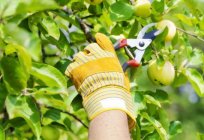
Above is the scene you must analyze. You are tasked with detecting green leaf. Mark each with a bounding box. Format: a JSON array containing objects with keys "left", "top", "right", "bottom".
[
  {"left": 183, "top": 0, "right": 204, "bottom": 14},
  {"left": 0, "top": 0, "right": 59, "bottom": 18},
  {"left": 183, "top": 68, "right": 204, "bottom": 96},
  {"left": 128, "top": 20, "right": 138, "bottom": 38},
  {"left": 0, "top": 84, "right": 8, "bottom": 112},
  {"left": 152, "top": 0, "right": 165, "bottom": 13},
  {"left": 146, "top": 90, "right": 169, "bottom": 102},
  {"left": 54, "top": 59, "right": 72, "bottom": 74},
  {"left": 144, "top": 95, "right": 161, "bottom": 107},
  {"left": 69, "top": 32, "right": 86, "bottom": 43},
  {"left": 175, "top": 14, "right": 193, "bottom": 26},
  {"left": 41, "top": 16, "right": 60, "bottom": 40},
  {"left": 132, "top": 92, "right": 146, "bottom": 115},
  {"left": 110, "top": 2, "right": 134, "bottom": 22},
  {"left": 188, "top": 49, "right": 204, "bottom": 67},
  {"left": 169, "top": 121, "right": 182, "bottom": 136},
  {"left": 16, "top": 0, "right": 59, "bottom": 14},
  {"left": 54, "top": 0, "right": 70, "bottom": 6},
  {"left": 71, "top": 95, "right": 83, "bottom": 111},
  {"left": 58, "top": 30, "right": 73, "bottom": 55},
  {"left": 5, "top": 95, "right": 41, "bottom": 140},
  {"left": 2, "top": 23, "right": 41, "bottom": 61},
  {"left": 0, "top": 56, "right": 27, "bottom": 94},
  {"left": 3, "top": 117, "right": 26, "bottom": 130},
  {"left": 31, "top": 62, "right": 67, "bottom": 89},
  {"left": 5, "top": 44, "right": 32, "bottom": 78},
  {"left": 141, "top": 112, "right": 168, "bottom": 140},
  {"left": 172, "top": 73, "right": 188, "bottom": 87},
  {"left": 42, "top": 108, "right": 72, "bottom": 130},
  {"left": 33, "top": 93, "right": 67, "bottom": 111},
  {"left": 132, "top": 123, "right": 141, "bottom": 140},
  {"left": 0, "top": 124, "right": 5, "bottom": 140},
  {"left": 71, "top": 2, "right": 86, "bottom": 12},
  {"left": 88, "top": 5, "right": 102, "bottom": 15},
  {"left": 111, "top": 24, "right": 123, "bottom": 35}
]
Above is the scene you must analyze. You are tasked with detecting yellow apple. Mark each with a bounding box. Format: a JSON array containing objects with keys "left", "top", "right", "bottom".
[
  {"left": 156, "top": 20, "right": 177, "bottom": 42},
  {"left": 134, "top": 0, "right": 151, "bottom": 18},
  {"left": 147, "top": 60, "right": 175, "bottom": 86},
  {"left": 86, "top": 0, "right": 103, "bottom": 5}
]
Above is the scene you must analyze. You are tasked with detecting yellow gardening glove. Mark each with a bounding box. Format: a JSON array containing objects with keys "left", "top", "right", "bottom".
[{"left": 65, "top": 33, "right": 136, "bottom": 129}]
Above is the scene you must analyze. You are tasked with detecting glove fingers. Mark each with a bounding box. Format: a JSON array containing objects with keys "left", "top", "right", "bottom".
[
  {"left": 95, "top": 33, "right": 115, "bottom": 54},
  {"left": 65, "top": 52, "right": 87, "bottom": 77},
  {"left": 84, "top": 43, "right": 103, "bottom": 57}
]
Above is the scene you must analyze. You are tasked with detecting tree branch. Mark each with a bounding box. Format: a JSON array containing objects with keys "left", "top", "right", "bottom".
[
  {"left": 177, "top": 27, "right": 204, "bottom": 42},
  {"left": 65, "top": 111, "right": 88, "bottom": 129},
  {"left": 81, "top": 14, "right": 102, "bottom": 19},
  {"left": 60, "top": 8, "right": 95, "bottom": 43},
  {"left": 76, "top": 16, "right": 95, "bottom": 43},
  {"left": 47, "top": 107, "right": 89, "bottom": 129}
]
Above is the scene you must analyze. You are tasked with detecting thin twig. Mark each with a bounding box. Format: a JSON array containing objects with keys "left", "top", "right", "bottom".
[
  {"left": 151, "top": 44, "right": 159, "bottom": 59},
  {"left": 60, "top": 7, "right": 95, "bottom": 43},
  {"left": 81, "top": 14, "right": 102, "bottom": 19},
  {"left": 76, "top": 16, "right": 95, "bottom": 43},
  {"left": 41, "top": 46, "right": 46, "bottom": 63},
  {"left": 177, "top": 27, "right": 204, "bottom": 42},
  {"left": 46, "top": 106, "right": 88, "bottom": 129},
  {"left": 65, "top": 111, "right": 88, "bottom": 129}
]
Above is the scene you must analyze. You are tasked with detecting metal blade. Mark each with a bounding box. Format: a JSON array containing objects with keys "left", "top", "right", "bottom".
[
  {"left": 134, "top": 49, "right": 145, "bottom": 63},
  {"left": 137, "top": 23, "right": 156, "bottom": 39}
]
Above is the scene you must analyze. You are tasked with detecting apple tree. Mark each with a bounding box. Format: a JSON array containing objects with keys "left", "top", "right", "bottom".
[{"left": 0, "top": 0, "right": 204, "bottom": 139}]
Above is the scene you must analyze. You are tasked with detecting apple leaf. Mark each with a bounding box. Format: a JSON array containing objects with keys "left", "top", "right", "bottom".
[
  {"left": 152, "top": 0, "right": 165, "bottom": 13},
  {"left": 141, "top": 112, "right": 168, "bottom": 140},
  {"left": 109, "top": 1, "right": 134, "bottom": 22},
  {"left": 183, "top": 68, "right": 204, "bottom": 97},
  {"left": 40, "top": 15, "right": 60, "bottom": 40},
  {"left": 5, "top": 95, "right": 41, "bottom": 140},
  {"left": 169, "top": 121, "right": 182, "bottom": 136},
  {"left": 0, "top": 57, "right": 27, "bottom": 94},
  {"left": 2, "top": 23, "right": 41, "bottom": 61},
  {"left": 31, "top": 62, "right": 67, "bottom": 89},
  {"left": 5, "top": 44, "right": 32, "bottom": 78}
]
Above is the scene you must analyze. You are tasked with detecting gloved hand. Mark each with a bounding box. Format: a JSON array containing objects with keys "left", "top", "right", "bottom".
[{"left": 65, "top": 33, "right": 136, "bottom": 129}]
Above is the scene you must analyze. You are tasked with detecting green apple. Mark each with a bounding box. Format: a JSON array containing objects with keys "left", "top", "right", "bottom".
[
  {"left": 134, "top": 0, "right": 151, "bottom": 18},
  {"left": 86, "top": 0, "right": 103, "bottom": 5},
  {"left": 156, "top": 20, "right": 177, "bottom": 42},
  {"left": 147, "top": 60, "right": 175, "bottom": 86},
  {"left": 41, "top": 125, "right": 60, "bottom": 140}
]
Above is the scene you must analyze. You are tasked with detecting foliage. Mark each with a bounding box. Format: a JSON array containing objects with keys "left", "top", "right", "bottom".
[{"left": 0, "top": 0, "right": 203, "bottom": 139}]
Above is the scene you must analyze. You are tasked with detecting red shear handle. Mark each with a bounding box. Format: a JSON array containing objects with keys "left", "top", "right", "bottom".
[
  {"left": 114, "top": 39, "right": 127, "bottom": 50},
  {"left": 122, "top": 59, "right": 140, "bottom": 71}
]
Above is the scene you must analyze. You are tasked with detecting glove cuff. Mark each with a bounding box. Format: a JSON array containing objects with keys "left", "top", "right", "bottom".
[{"left": 83, "top": 86, "right": 136, "bottom": 130}]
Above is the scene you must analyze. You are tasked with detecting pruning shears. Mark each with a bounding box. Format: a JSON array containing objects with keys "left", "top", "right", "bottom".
[{"left": 114, "top": 23, "right": 162, "bottom": 71}]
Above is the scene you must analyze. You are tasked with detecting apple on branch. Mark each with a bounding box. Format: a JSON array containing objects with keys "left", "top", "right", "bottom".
[
  {"left": 134, "top": 0, "right": 152, "bottom": 18},
  {"left": 156, "top": 19, "right": 177, "bottom": 42},
  {"left": 147, "top": 60, "right": 175, "bottom": 86}
]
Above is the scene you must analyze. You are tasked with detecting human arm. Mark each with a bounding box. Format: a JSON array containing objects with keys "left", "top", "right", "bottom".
[
  {"left": 65, "top": 33, "right": 136, "bottom": 140},
  {"left": 89, "top": 110, "right": 130, "bottom": 140}
]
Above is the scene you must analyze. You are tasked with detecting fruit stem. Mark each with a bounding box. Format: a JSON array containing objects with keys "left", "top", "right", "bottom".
[
  {"left": 151, "top": 44, "right": 159, "bottom": 59},
  {"left": 177, "top": 27, "right": 204, "bottom": 42}
]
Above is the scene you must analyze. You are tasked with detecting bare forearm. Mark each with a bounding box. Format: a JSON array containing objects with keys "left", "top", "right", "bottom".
[{"left": 89, "top": 110, "right": 131, "bottom": 140}]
